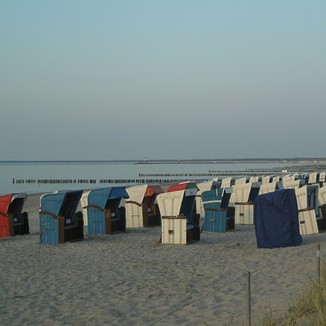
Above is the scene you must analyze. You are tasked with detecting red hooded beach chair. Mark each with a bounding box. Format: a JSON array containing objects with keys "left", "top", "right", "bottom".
[{"left": 0, "top": 193, "right": 29, "bottom": 238}]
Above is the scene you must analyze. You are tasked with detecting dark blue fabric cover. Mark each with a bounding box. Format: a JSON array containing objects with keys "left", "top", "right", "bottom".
[{"left": 254, "top": 189, "right": 302, "bottom": 248}]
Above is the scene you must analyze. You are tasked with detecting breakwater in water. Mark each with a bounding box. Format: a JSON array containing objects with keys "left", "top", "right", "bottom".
[
  {"left": 12, "top": 177, "right": 187, "bottom": 186},
  {"left": 10, "top": 170, "right": 287, "bottom": 186},
  {"left": 12, "top": 164, "right": 325, "bottom": 187},
  {"left": 3, "top": 159, "right": 326, "bottom": 194}
]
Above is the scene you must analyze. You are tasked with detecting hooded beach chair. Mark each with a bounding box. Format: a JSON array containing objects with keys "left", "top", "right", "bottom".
[
  {"left": 229, "top": 182, "right": 261, "bottom": 225},
  {"left": 39, "top": 190, "right": 84, "bottom": 245},
  {"left": 195, "top": 179, "right": 220, "bottom": 230},
  {"left": 295, "top": 184, "right": 320, "bottom": 235},
  {"left": 156, "top": 182, "right": 200, "bottom": 244},
  {"left": 305, "top": 172, "right": 318, "bottom": 185},
  {"left": 281, "top": 178, "right": 304, "bottom": 190},
  {"left": 234, "top": 177, "right": 248, "bottom": 185},
  {"left": 318, "top": 185, "right": 326, "bottom": 230},
  {"left": 202, "top": 187, "right": 234, "bottom": 232},
  {"left": 261, "top": 175, "right": 274, "bottom": 184},
  {"left": 282, "top": 180, "right": 319, "bottom": 235},
  {"left": 125, "top": 184, "right": 163, "bottom": 228},
  {"left": 258, "top": 181, "right": 283, "bottom": 195},
  {"left": 220, "top": 177, "right": 233, "bottom": 188},
  {"left": 82, "top": 187, "right": 129, "bottom": 235},
  {"left": 0, "top": 193, "right": 29, "bottom": 238},
  {"left": 254, "top": 189, "right": 302, "bottom": 248},
  {"left": 319, "top": 172, "right": 326, "bottom": 185},
  {"left": 249, "top": 176, "right": 260, "bottom": 183}
]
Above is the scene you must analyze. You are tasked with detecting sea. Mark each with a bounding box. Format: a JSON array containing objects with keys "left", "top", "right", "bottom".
[{"left": 0, "top": 159, "right": 318, "bottom": 195}]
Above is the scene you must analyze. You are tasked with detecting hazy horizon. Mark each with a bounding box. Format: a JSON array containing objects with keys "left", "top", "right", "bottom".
[{"left": 1, "top": 157, "right": 326, "bottom": 163}]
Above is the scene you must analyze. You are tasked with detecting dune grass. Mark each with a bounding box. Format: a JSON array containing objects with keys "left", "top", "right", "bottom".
[{"left": 259, "top": 266, "right": 326, "bottom": 326}]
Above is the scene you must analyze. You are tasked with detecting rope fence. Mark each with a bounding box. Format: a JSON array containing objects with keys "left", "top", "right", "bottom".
[{"left": 150, "top": 243, "right": 325, "bottom": 326}]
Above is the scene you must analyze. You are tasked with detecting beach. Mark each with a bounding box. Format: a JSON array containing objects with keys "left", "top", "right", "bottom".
[{"left": 1, "top": 194, "right": 326, "bottom": 326}]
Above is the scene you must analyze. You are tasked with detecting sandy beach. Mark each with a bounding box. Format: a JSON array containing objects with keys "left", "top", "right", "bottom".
[{"left": 1, "top": 194, "right": 326, "bottom": 326}]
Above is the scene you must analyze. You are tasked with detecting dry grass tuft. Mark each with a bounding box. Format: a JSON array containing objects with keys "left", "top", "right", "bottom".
[{"left": 259, "top": 266, "right": 326, "bottom": 326}]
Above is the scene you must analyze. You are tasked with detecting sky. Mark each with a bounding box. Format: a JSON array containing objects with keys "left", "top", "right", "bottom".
[{"left": 1, "top": 0, "right": 325, "bottom": 160}]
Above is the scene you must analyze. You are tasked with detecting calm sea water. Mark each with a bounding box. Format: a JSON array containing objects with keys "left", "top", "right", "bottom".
[{"left": 0, "top": 160, "right": 294, "bottom": 195}]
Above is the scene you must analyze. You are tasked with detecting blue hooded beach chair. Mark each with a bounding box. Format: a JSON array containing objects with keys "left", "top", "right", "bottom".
[
  {"left": 202, "top": 187, "right": 234, "bottom": 232},
  {"left": 39, "top": 190, "right": 83, "bottom": 245},
  {"left": 84, "top": 187, "right": 129, "bottom": 235}
]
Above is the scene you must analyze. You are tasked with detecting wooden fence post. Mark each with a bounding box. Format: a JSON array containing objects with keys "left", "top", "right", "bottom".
[
  {"left": 317, "top": 244, "right": 321, "bottom": 285},
  {"left": 245, "top": 271, "right": 251, "bottom": 326}
]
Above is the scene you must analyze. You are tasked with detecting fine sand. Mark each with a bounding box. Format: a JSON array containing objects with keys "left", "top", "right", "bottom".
[{"left": 1, "top": 194, "right": 326, "bottom": 326}]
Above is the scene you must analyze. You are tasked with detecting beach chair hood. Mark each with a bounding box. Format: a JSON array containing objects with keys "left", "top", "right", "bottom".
[
  {"left": 0, "top": 193, "right": 27, "bottom": 215},
  {"left": 145, "top": 185, "right": 164, "bottom": 197},
  {"left": 40, "top": 190, "right": 82, "bottom": 216},
  {"left": 196, "top": 180, "right": 218, "bottom": 195},
  {"left": 126, "top": 185, "right": 148, "bottom": 205},
  {"left": 126, "top": 184, "right": 164, "bottom": 205},
  {"left": 202, "top": 188, "right": 224, "bottom": 209},
  {"left": 88, "top": 187, "right": 129, "bottom": 209},
  {"left": 0, "top": 194, "right": 14, "bottom": 214},
  {"left": 158, "top": 182, "right": 198, "bottom": 218},
  {"left": 167, "top": 182, "right": 198, "bottom": 197}
]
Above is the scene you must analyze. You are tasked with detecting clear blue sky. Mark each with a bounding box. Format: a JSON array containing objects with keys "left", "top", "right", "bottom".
[{"left": 1, "top": 0, "right": 325, "bottom": 160}]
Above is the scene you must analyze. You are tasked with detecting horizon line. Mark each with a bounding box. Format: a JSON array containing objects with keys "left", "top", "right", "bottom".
[{"left": 1, "top": 157, "right": 326, "bottom": 163}]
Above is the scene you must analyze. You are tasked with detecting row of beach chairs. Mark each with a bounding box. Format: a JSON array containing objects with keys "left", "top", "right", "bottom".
[
  {"left": 0, "top": 182, "right": 200, "bottom": 245},
  {"left": 1, "top": 171, "right": 326, "bottom": 246}
]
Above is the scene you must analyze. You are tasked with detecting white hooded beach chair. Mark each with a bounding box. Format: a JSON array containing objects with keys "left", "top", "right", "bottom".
[
  {"left": 125, "top": 184, "right": 163, "bottom": 228},
  {"left": 156, "top": 182, "right": 199, "bottom": 244},
  {"left": 306, "top": 172, "right": 318, "bottom": 185},
  {"left": 249, "top": 176, "right": 259, "bottom": 183},
  {"left": 319, "top": 172, "right": 326, "bottom": 184},
  {"left": 295, "top": 185, "right": 319, "bottom": 235},
  {"left": 230, "top": 182, "right": 260, "bottom": 225},
  {"left": 261, "top": 176, "right": 273, "bottom": 184},
  {"left": 234, "top": 177, "right": 247, "bottom": 185},
  {"left": 258, "top": 182, "right": 278, "bottom": 195},
  {"left": 221, "top": 177, "right": 233, "bottom": 188},
  {"left": 282, "top": 179, "right": 304, "bottom": 191},
  {"left": 317, "top": 185, "right": 326, "bottom": 230}
]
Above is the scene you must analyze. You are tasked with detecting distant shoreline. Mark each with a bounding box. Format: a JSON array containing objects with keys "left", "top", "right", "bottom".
[{"left": 1, "top": 158, "right": 326, "bottom": 165}]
